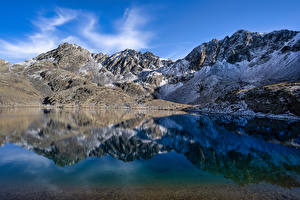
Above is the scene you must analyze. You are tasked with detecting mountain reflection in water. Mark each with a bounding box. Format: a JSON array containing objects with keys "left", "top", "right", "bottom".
[{"left": 0, "top": 108, "right": 300, "bottom": 190}]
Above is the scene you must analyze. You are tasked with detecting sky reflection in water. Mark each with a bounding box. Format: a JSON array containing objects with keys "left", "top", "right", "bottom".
[{"left": 0, "top": 109, "right": 299, "bottom": 189}]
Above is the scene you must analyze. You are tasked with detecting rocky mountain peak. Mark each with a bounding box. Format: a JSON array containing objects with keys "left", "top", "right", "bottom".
[
  {"left": 120, "top": 48, "right": 138, "bottom": 55},
  {"left": 58, "top": 42, "right": 82, "bottom": 49},
  {"left": 91, "top": 52, "right": 109, "bottom": 63},
  {"left": 185, "top": 29, "right": 299, "bottom": 70},
  {"left": 159, "top": 29, "right": 300, "bottom": 106},
  {"left": 143, "top": 51, "right": 156, "bottom": 58},
  {"left": 35, "top": 42, "right": 92, "bottom": 72},
  {"left": 102, "top": 48, "right": 162, "bottom": 75},
  {"left": 1, "top": 29, "right": 299, "bottom": 115}
]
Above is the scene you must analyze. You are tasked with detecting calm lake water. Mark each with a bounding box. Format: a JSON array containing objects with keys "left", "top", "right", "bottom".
[{"left": 0, "top": 108, "right": 300, "bottom": 200}]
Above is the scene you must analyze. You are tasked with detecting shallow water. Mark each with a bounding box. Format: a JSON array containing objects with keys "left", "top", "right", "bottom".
[{"left": 0, "top": 108, "right": 300, "bottom": 199}]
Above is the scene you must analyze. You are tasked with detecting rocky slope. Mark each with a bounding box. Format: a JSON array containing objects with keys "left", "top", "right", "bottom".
[
  {"left": 158, "top": 30, "right": 300, "bottom": 104},
  {"left": 0, "top": 59, "right": 41, "bottom": 105},
  {"left": 0, "top": 29, "right": 300, "bottom": 116},
  {"left": 0, "top": 53, "right": 185, "bottom": 109},
  {"left": 195, "top": 82, "right": 300, "bottom": 117},
  {"left": 32, "top": 43, "right": 171, "bottom": 98}
]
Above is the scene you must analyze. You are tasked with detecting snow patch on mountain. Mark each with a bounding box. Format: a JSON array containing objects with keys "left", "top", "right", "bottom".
[{"left": 158, "top": 30, "right": 300, "bottom": 104}]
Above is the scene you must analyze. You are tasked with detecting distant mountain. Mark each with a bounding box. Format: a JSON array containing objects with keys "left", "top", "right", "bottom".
[{"left": 0, "top": 29, "right": 299, "bottom": 117}]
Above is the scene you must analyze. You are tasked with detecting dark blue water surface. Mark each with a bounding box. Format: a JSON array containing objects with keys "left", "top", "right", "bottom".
[
  {"left": 0, "top": 109, "right": 300, "bottom": 199},
  {"left": 0, "top": 144, "right": 230, "bottom": 187}
]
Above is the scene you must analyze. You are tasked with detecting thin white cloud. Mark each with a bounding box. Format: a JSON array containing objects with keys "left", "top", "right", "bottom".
[
  {"left": 0, "top": 34, "right": 56, "bottom": 58},
  {"left": 33, "top": 8, "right": 78, "bottom": 32},
  {"left": 79, "top": 7, "right": 152, "bottom": 53},
  {"left": 0, "top": 7, "right": 152, "bottom": 63},
  {"left": 0, "top": 8, "right": 77, "bottom": 61}
]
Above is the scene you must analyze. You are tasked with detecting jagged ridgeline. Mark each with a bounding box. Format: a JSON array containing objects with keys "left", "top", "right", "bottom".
[{"left": 0, "top": 29, "right": 299, "bottom": 115}]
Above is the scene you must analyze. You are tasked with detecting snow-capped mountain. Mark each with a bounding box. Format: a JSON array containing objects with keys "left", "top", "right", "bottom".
[
  {"left": 0, "top": 29, "right": 299, "bottom": 116},
  {"left": 158, "top": 30, "right": 300, "bottom": 104}
]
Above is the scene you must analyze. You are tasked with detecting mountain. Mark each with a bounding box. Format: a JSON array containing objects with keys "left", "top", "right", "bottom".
[
  {"left": 0, "top": 29, "right": 299, "bottom": 116},
  {"left": 159, "top": 30, "right": 300, "bottom": 104},
  {"left": 0, "top": 48, "right": 185, "bottom": 109}
]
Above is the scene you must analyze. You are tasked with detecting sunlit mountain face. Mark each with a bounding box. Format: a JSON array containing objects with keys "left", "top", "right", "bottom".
[{"left": 0, "top": 109, "right": 299, "bottom": 199}]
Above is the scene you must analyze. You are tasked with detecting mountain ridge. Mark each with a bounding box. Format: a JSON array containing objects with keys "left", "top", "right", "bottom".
[{"left": 0, "top": 29, "right": 299, "bottom": 117}]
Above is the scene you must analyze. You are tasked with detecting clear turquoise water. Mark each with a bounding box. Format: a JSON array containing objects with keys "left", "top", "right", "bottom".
[
  {"left": 0, "top": 144, "right": 230, "bottom": 187},
  {"left": 0, "top": 109, "right": 300, "bottom": 199}
]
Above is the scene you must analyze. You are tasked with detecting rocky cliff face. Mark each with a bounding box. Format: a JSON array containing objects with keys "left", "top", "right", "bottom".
[
  {"left": 1, "top": 29, "right": 300, "bottom": 116},
  {"left": 0, "top": 44, "right": 185, "bottom": 109},
  {"left": 102, "top": 49, "right": 162, "bottom": 75},
  {"left": 158, "top": 30, "right": 300, "bottom": 105},
  {"left": 20, "top": 42, "right": 173, "bottom": 102},
  {"left": 185, "top": 30, "right": 298, "bottom": 69},
  {"left": 212, "top": 82, "right": 300, "bottom": 116}
]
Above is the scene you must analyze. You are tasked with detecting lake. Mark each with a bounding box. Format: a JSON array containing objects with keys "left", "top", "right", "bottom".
[{"left": 0, "top": 108, "right": 300, "bottom": 199}]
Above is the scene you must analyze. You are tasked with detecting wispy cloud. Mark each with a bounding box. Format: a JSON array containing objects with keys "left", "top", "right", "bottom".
[
  {"left": 33, "top": 8, "right": 78, "bottom": 32},
  {"left": 80, "top": 8, "right": 152, "bottom": 53},
  {"left": 0, "top": 8, "right": 76, "bottom": 61},
  {"left": 0, "top": 7, "right": 152, "bottom": 63}
]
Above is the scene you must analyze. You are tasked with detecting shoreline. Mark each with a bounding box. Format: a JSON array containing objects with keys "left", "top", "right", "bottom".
[
  {"left": 185, "top": 107, "right": 300, "bottom": 121},
  {"left": 1, "top": 104, "right": 300, "bottom": 121},
  {"left": 0, "top": 183, "right": 299, "bottom": 200},
  {"left": 0, "top": 105, "right": 189, "bottom": 111}
]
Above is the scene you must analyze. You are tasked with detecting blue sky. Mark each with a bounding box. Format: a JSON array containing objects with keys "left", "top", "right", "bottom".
[{"left": 0, "top": 0, "right": 299, "bottom": 63}]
